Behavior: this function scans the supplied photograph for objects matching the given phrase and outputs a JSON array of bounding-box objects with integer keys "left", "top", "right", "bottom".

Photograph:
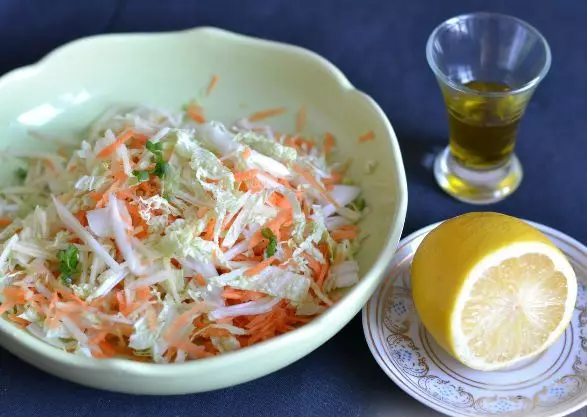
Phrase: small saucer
[{"left": 363, "top": 221, "right": 587, "bottom": 417}]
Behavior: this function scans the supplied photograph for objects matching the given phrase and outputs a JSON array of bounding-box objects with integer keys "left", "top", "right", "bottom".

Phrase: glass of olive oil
[{"left": 426, "top": 13, "right": 551, "bottom": 204}]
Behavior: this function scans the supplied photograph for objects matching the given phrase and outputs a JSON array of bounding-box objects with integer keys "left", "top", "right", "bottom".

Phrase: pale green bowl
[{"left": 0, "top": 27, "right": 407, "bottom": 394}]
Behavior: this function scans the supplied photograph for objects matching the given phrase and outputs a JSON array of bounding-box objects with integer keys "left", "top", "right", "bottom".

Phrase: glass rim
[{"left": 426, "top": 12, "right": 552, "bottom": 97}]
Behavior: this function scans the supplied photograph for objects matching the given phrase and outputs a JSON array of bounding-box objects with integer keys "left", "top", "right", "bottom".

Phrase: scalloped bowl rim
[{"left": 0, "top": 27, "right": 407, "bottom": 383}]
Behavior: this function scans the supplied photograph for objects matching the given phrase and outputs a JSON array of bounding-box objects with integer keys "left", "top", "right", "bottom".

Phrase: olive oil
[{"left": 445, "top": 81, "right": 524, "bottom": 169}]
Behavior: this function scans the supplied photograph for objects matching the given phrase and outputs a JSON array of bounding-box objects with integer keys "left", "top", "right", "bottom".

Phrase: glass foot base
[{"left": 433, "top": 147, "right": 522, "bottom": 205}]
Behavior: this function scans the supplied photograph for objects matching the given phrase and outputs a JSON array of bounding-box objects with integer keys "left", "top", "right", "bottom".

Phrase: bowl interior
[
  {"left": 0, "top": 27, "right": 407, "bottom": 393},
  {"left": 0, "top": 27, "right": 404, "bottom": 280}
]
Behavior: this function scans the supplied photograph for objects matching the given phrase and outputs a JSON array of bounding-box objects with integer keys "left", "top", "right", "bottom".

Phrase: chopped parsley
[
  {"left": 133, "top": 170, "right": 150, "bottom": 182},
  {"left": 145, "top": 141, "right": 168, "bottom": 179},
  {"left": 145, "top": 141, "right": 163, "bottom": 154},
  {"left": 57, "top": 244, "right": 80, "bottom": 286},
  {"left": 352, "top": 197, "right": 366, "bottom": 211},
  {"left": 15, "top": 167, "right": 27, "bottom": 182},
  {"left": 151, "top": 161, "right": 169, "bottom": 178},
  {"left": 261, "top": 228, "right": 277, "bottom": 258}
]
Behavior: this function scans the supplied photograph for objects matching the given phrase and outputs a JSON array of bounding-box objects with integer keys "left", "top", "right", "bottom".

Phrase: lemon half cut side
[{"left": 411, "top": 213, "right": 577, "bottom": 371}]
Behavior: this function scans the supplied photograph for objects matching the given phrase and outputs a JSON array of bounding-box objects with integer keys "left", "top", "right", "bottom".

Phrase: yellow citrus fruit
[{"left": 411, "top": 212, "right": 577, "bottom": 371}]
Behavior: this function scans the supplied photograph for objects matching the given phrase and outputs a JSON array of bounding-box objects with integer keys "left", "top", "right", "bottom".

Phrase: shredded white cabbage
[{"left": 0, "top": 103, "right": 366, "bottom": 362}]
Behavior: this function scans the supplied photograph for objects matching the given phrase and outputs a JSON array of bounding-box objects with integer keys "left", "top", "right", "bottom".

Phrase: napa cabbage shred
[{"left": 0, "top": 77, "right": 367, "bottom": 362}]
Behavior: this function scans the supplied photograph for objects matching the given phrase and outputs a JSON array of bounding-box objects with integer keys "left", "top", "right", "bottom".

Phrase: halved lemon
[{"left": 411, "top": 212, "right": 577, "bottom": 371}]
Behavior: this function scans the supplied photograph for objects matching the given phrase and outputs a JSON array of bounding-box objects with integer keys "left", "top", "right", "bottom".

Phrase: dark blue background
[{"left": 0, "top": 1, "right": 585, "bottom": 416}]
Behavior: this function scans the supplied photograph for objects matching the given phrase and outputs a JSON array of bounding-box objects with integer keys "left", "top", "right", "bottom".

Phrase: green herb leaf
[
  {"left": 133, "top": 170, "right": 150, "bottom": 182},
  {"left": 15, "top": 167, "right": 27, "bottom": 181},
  {"left": 144, "top": 140, "right": 168, "bottom": 179},
  {"left": 261, "top": 228, "right": 277, "bottom": 258},
  {"left": 151, "top": 162, "right": 167, "bottom": 178},
  {"left": 145, "top": 140, "right": 163, "bottom": 154},
  {"left": 353, "top": 197, "right": 366, "bottom": 211},
  {"left": 151, "top": 161, "right": 169, "bottom": 179},
  {"left": 58, "top": 244, "right": 80, "bottom": 286}
]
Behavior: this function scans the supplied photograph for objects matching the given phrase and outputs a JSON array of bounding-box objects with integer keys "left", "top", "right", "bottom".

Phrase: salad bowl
[{"left": 0, "top": 27, "right": 407, "bottom": 394}]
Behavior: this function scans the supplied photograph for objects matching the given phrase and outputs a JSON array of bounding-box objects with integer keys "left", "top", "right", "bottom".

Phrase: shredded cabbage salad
[{"left": 0, "top": 91, "right": 367, "bottom": 362}]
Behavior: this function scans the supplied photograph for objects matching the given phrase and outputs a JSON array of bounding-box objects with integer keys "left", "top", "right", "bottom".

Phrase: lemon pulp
[{"left": 461, "top": 253, "right": 568, "bottom": 365}]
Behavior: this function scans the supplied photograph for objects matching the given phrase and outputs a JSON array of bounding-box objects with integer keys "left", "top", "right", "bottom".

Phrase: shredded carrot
[
  {"left": 97, "top": 130, "right": 135, "bottom": 158},
  {"left": 244, "top": 256, "right": 276, "bottom": 277},
  {"left": 249, "top": 107, "right": 286, "bottom": 122},
  {"left": 277, "top": 178, "right": 295, "bottom": 190},
  {"left": 292, "top": 165, "right": 340, "bottom": 208},
  {"left": 0, "top": 101, "right": 367, "bottom": 364},
  {"left": 331, "top": 229, "right": 359, "bottom": 241},
  {"left": 125, "top": 202, "right": 147, "bottom": 230},
  {"left": 73, "top": 210, "right": 88, "bottom": 227},
  {"left": 87, "top": 192, "right": 102, "bottom": 202},
  {"left": 242, "top": 147, "right": 252, "bottom": 160},
  {"left": 194, "top": 274, "right": 206, "bottom": 286},
  {"left": 95, "top": 180, "right": 123, "bottom": 208},
  {"left": 128, "top": 134, "right": 148, "bottom": 149},
  {"left": 266, "top": 192, "right": 281, "bottom": 207},
  {"left": 0, "top": 302, "right": 15, "bottom": 316},
  {"left": 324, "top": 132, "right": 335, "bottom": 156},
  {"left": 248, "top": 230, "right": 266, "bottom": 250},
  {"left": 193, "top": 314, "right": 207, "bottom": 330},
  {"left": 55, "top": 287, "right": 86, "bottom": 305},
  {"left": 202, "top": 327, "right": 231, "bottom": 337},
  {"left": 359, "top": 130, "right": 375, "bottom": 143},
  {"left": 116, "top": 185, "right": 139, "bottom": 200},
  {"left": 196, "top": 207, "right": 209, "bottom": 218},
  {"left": 296, "top": 106, "right": 306, "bottom": 132},
  {"left": 316, "top": 257, "right": 330, "bottom": 288},
  {"left": 265, "top": 209, "right": 291, "bottom": 240},
  {"left": 247, "top": 177, "right": 264, "bottom": 193},
  {"left": 323, "top": 170, "right": 343, "bottom": 185},
  {"left": 3, "top": 287, "right": 28, "bottom": 304},
  {"left": 222, "top": 288, "right": 265, "bottom": 301},
  {"left": 339, "top": 224, "right": 359, "bottom": 233},
  {"left": 284, "top": 135, "right": 295, "bottom": 148},
  {"left": 164, "top": 347, "right": 178, "bottom": 362},
  {"left": 187, "top": 103, "right": 206, "bottom": 124},
  {"left": 116, "top": 291, "right": 129, "bottom": 316},
  {"left": 202, "top": 217, "right": 216, "bottom": 241},
  {"left": 113, "top": 170, "right": 127, "bottom": 182},
  {"left": 164, "top": 304, "right": 206, "bottom": 344},
  {"left": 300, "top": 137, "right": 315, "bottom": 150},
  {"left": 43, "top": 158, "right": 57, "bottom": 172},
  {"left": 234, "top": 169, "right": 260, "bottom": 182},
  {"left": 136, "top": 286, "right": 151, "bottom": 301},
  {"left": 302, "top": 253, "right": 322, "bottom": 277},
  {"left": 98, "top": 340, "right": 117, "bottom": 357},
  {"left": 176, "top": 341, "right": 210, "bottom": 359},
  {"left": 206, "top": 74, "right": 219, "bottom": 96}
]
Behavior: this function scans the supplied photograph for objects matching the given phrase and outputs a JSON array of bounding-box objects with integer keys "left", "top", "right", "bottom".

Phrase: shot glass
[{"left": 426, "top": 12, "right": 551, "bottom": 204}]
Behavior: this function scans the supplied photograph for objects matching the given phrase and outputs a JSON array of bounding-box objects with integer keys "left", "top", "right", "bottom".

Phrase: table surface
[{"left": 0, "top": 1, "right": 586, "bottom": 416}]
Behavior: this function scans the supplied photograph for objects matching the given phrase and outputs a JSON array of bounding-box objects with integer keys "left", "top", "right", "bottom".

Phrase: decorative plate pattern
[{"left": 363, "top": 221, "right": 587, "bottom": 417}]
